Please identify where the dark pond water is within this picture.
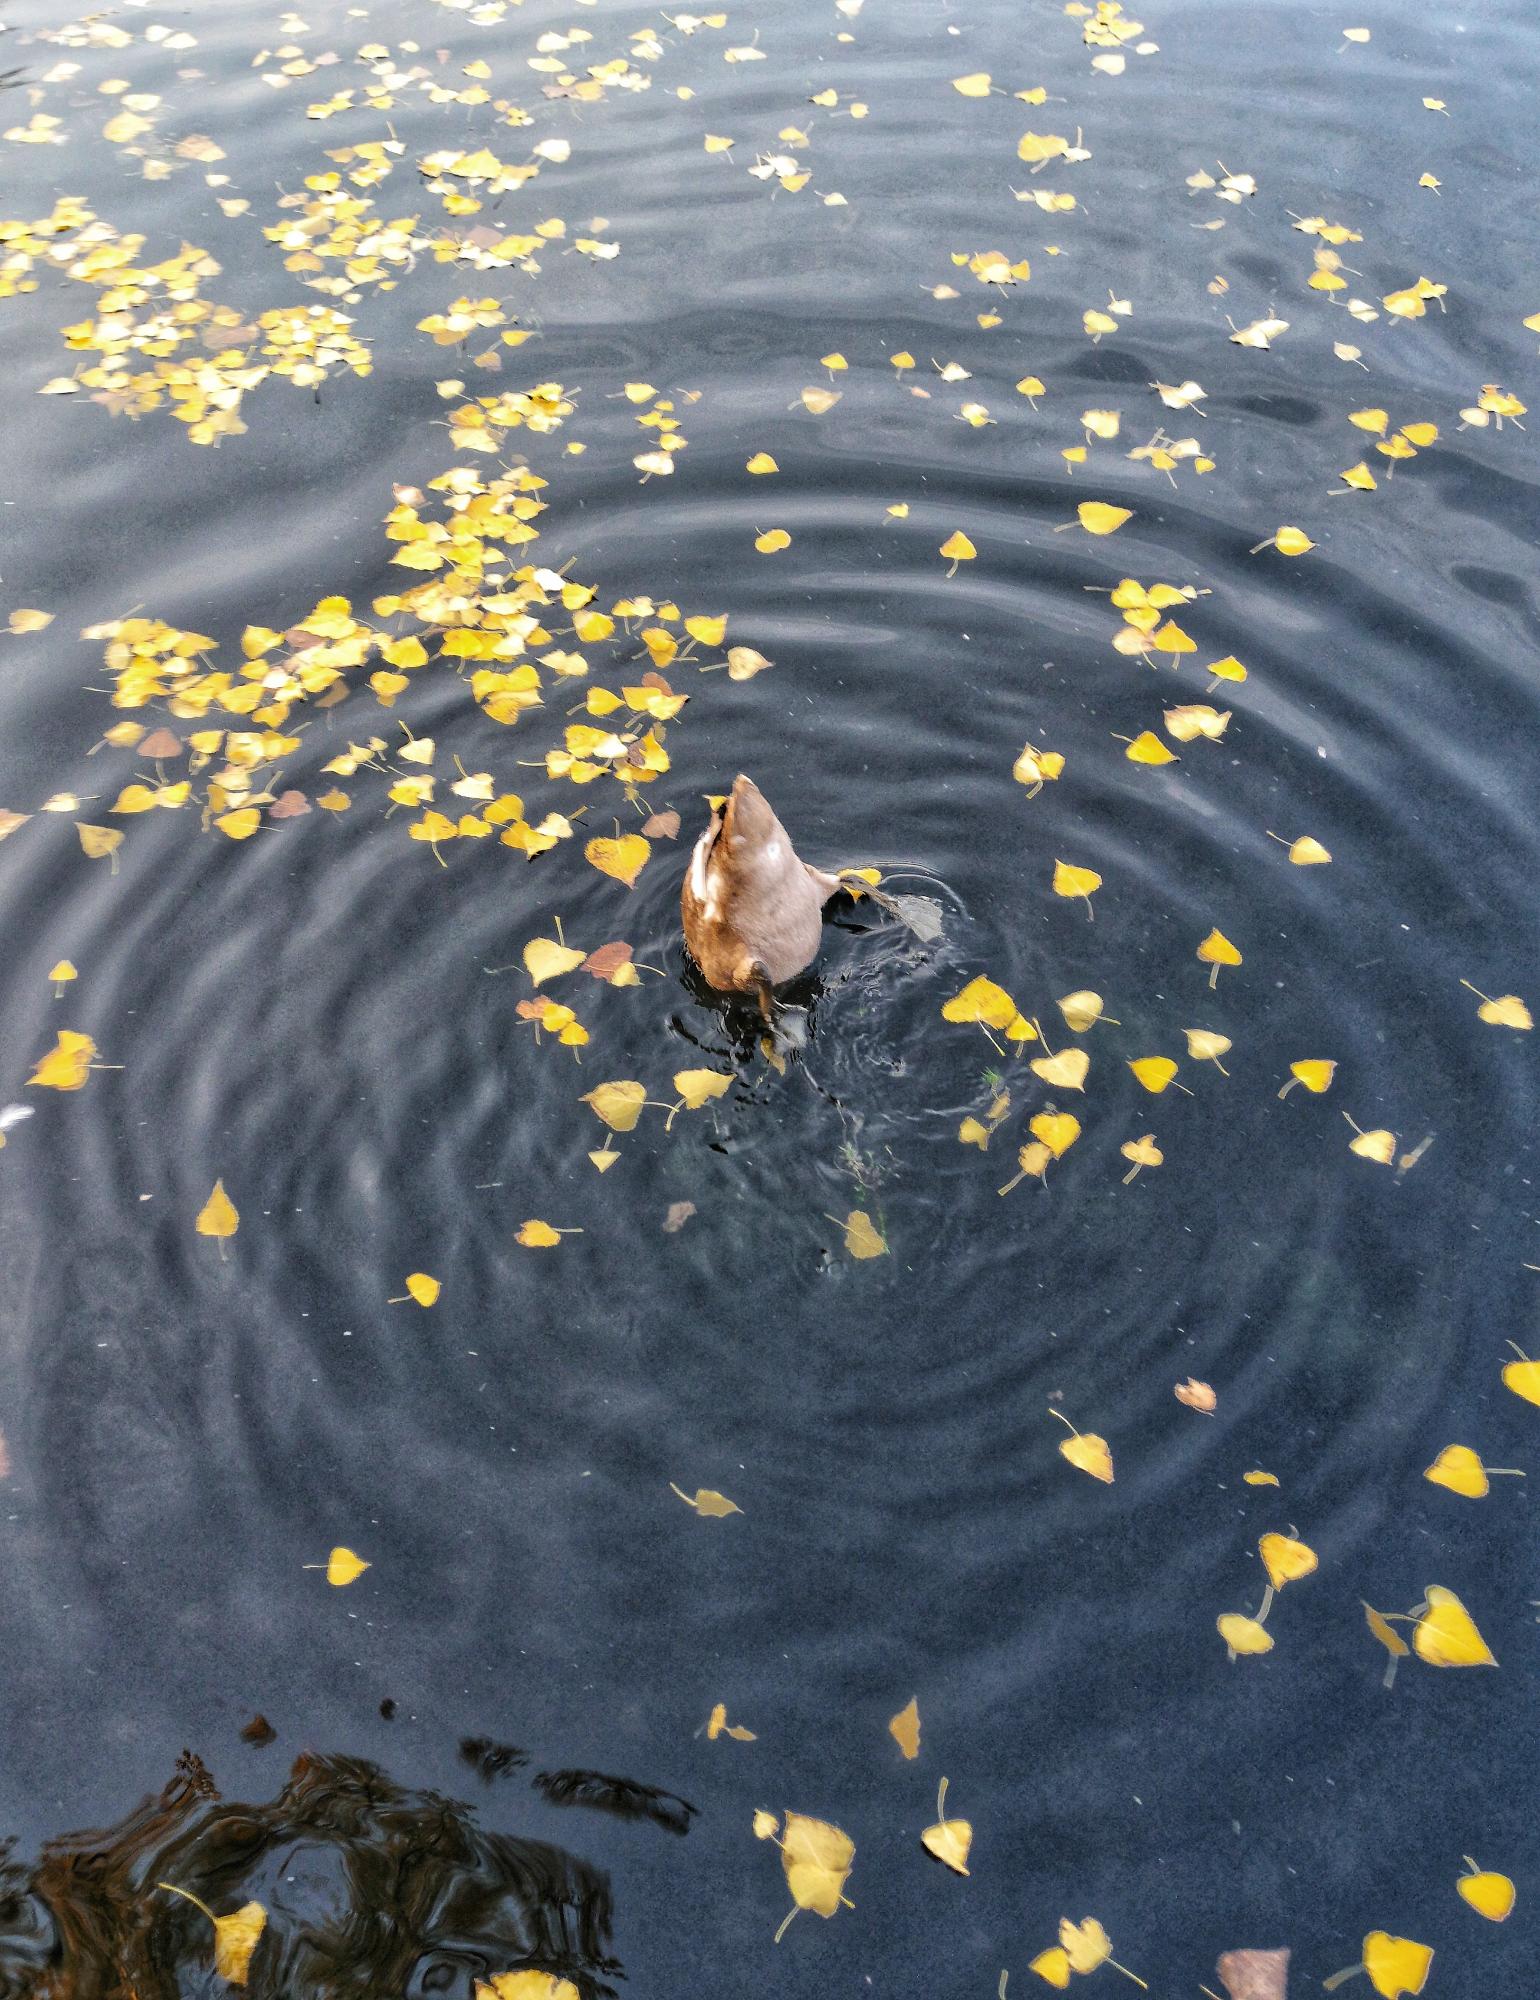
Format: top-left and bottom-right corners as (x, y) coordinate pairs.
(1, 0), (1537, 1992)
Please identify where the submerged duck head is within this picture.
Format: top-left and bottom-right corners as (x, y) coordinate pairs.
(681, 775), (842, 998)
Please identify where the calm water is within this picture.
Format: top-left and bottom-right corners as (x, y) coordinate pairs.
(1, 0), (1537, 1992)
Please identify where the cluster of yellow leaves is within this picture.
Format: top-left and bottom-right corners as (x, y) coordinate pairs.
(1029, 1915), (1145, 1989)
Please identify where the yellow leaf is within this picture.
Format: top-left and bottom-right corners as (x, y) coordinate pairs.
(1350, 407), (1390, 435)
(213, 1903), (267, 1985)
(27, 1029), (96, 1091)
(1364, 1601), (1411, 1669)
(1457, 1867), (1514, 1922)
(6, 607), (53, 634)
(1401, 421), (1439, 447)
(1282, 1058), (1336, 1096)
(1362, 1931), (1434, 1998)
(843, 1209), (888, 1259)
(1059, 1431), (1113, 1482)
(1466, 987), (1532, 1030)
(952, 71), (993, 95)
(1058, 990), (1108, 1032)
(582, 1080), (647, 1132)
(1125, 730), (1177, 765)
(888, 1697), (920, 1759)
(476, 1975), (581, 2000)
(942, 976), (1021, 1029)
(1029, 1947), (1072, 1988)
(1424, 1445), (1489, 1498)
(195, 1179), (238, 1239)
(1030, 1048), (1089, 1091)
(958, 1116), (991, 1149)
(1349, 1125), (1396, 1163)
(1059, 1918), (1113, 1975)
(215, 807), (262, 841)
(585, 834), (651, 887)
(1030, 1111), (1080, 1157)
(920, 1777), (972, 1874)
(47, 960), (78, 987)
(78, 823), (125, 863)
(755, 528), (792, 553)
(780, 1811), (854, 1918)
(1196, 928), (1241, 981)
(674, 1067), (732, 1109)
(1018, 131), (1069, 163)
(1184, 1029), (1232, 1069)
(1244, 1470), (1280, 1486)
(1163, 704), (1230, 742)
(800, 387), (841, 414)
(1077, 501), (1131, 535)
(1120, 1134), (1163, 1178)
(524, 937), (586, 984)
(1502, 1352), (1540, 1405)
(1129, 1056), (1179, 1094)
(1273, 525), (1314, 556)
(404, 1272), (440, 1307)
(939, 530), (977, 569)
(746, 452), (778, 474)
(753, 1809), (780, 1839)
(1206, 654), (1248, 684)
(1052, 859), (1102, 905)
(1413, 1585), (1496, 1668)
(1288, 836), (1331, 864)
(326, 1546), (370, 1586)
(1217, 1613), (1273, 1656)
(1259, 1532), (1318, 1589)
(671, 1484), (742, 1517)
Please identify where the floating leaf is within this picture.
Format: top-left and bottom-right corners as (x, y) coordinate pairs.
(1030, 1948), (1073, 1989)
(1077, 501), (1131, 535)
(746, 452), (779, 474)
(1184, 1029), (1232, 1073)
(326, 1546), (370, 1587)
(1059, 1920), (1114, 1976)
(1502, 1346), (1540, 1406)
(582, 1079), (647, 1131)
(940, 530), (977, 576)
(1218, 1613), (1273, 1657)
(516, 1220), (570, 1247)
(1120, 1134), (1163, 1181)
(1279, 1059), (1336, 1098)
(1052, 860), (1102, 913)
(1058, 990), (1113, 1032)
(1413, 1585), (1496, 1668)
(1174, 1378), (1217, 1412)
(1031, 1048), (1089, 1091)
(778, 1811), (854, 1924)
(1125, 730), (1177, 765)
(195, 1178), (238, 1241)
(524, 937), (586, 984)
(952, 71), (993, 95)
(404, 1272), (440, 1308)
(670, 1484), (741, 1517)
(843, 1209), (888, 1259)
(1259, 1532), (1317, 1589)
(1457, 1864), (1514, 1922)
(1129, 1056), (1180, 1094)
(78, 824), (124, 866)
(157, 1886), (267, 1988)
(1031, 1111), (1080, 1158)
(1196, 928), (1241, 986)
(1361, 1932), (1433, 1999)
(889, 1697), (920, 1759)
(755, 529), (792, 553)
(1461, 981), (1532, 1030)
(585, 834), (651, 888)
(27, 1029), (96, 1091)
(920, 1777), (972, 1875)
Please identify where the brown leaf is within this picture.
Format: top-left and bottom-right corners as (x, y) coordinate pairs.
(1217, 1948), (1290, 2000)
(138, 727), (185, 759)
(240, 1713), (277, 1746)
(641, 671), (674, 692)
(662, 1201), (696, 1234)
(514, 999), (547, 1021)
(268, 790), (311, 819)
(1174, 1377), (1217, 1412)
(641, 809), (680, 839)
(581, 941), (633, 979)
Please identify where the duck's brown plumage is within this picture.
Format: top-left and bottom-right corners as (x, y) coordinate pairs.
(681, 774), (841, 994)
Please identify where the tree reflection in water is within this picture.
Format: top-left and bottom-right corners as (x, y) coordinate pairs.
(0, 1752), (627, 1999)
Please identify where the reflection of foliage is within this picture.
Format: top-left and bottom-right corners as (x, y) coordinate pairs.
(0, 1752), (620, 2000)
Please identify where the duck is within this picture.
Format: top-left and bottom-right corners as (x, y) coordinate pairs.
(681, 775), (844, 1007)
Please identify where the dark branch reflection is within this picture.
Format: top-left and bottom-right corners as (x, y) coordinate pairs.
(0, 1752), (624, 1999)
